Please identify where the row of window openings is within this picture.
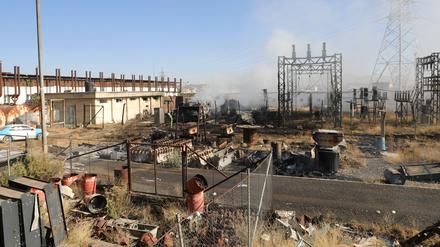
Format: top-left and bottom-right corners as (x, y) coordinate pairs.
(2, 96), (153, 104)
(102, 97), (154, 103)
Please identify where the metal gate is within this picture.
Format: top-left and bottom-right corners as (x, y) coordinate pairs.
(83, 104), (104, 128)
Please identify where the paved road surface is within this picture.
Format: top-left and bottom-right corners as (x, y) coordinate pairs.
(272, 176), (440, 226)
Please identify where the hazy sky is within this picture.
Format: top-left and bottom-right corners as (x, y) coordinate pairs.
(1, 0), (439, 102)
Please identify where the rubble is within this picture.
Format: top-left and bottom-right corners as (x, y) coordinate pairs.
(384, 162), (440, 185)
(84, 194), (107, 214)
(93, 218), (159, 246)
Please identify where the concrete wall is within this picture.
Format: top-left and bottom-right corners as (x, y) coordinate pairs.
(49, 98), (95, 126)
(1, 86), (179, 105)
(47, 94), (166, 126)
(95, 96), (162, 124)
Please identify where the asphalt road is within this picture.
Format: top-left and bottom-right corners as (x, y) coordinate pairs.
(271, 176), (440, 226)
(70, 157), (440, 227)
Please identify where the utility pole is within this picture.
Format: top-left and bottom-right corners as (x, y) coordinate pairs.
(36, 0), (48, 153)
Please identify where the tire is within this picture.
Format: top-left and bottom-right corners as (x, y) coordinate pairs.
(37, 133), (42, 140)
(3, 136), (12, 143)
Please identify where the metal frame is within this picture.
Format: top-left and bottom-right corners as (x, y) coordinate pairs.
(278, 43), (342, 127)
(50, 99), (65, 127)
(83, 104), (104, 128)
(394, 90), (412, 124)
(350, 87), (387, 123)
(394, 52), (440, 125)
(8, 177), (67, 246)
(175, 104), (207, 142)
(0, 62), (185, 94)
(414, 53), (440, 124)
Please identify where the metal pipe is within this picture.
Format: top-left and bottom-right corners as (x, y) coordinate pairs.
(131, 74), (135, 92)
(111, 73), (115, 92)
(176, 214), (184, 247)
(153, 145), (157, 195)
(127, 140), (132, 191)
(181, 145), (187, 197)
(99, 72), (104, 91)
(139, 75), (143, 92)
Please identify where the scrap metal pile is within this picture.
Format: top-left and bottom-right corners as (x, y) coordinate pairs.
(0, 177), (68, 246)
(274, 129), (344, 177)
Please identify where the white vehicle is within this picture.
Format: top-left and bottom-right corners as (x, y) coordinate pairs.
(0, 124), (47, 143)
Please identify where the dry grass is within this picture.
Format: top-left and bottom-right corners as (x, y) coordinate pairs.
(252, 225), (295, 247)
(162, 202), (186, 222)
(350, 215), (420, 242)
(340, 139), (367, 169)
(106, 184), (185, 225)
(0, 153), (64, 186)
(61, 220), (95, 247)
(309, 224), (344, 247)
(62, 198), (75, 218)
(106, 185), (132, 219)
(0, 162), (28, 186)
(343, 111), (440, 137)
(384, 140), (440, 164)
(25, 154), (64, 180)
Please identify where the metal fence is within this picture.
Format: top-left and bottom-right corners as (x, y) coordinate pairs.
(59, 138), (274, 246)
(63, 140), (127, 186)
(128, 140), (185, 198)
(0, 135), (30, 176)
(153, 153), (273, 247)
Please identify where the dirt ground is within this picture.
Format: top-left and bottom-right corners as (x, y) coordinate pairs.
(3, 115), (439, 190)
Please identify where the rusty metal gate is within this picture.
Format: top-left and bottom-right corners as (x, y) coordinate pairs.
(83, 104), (104, 128)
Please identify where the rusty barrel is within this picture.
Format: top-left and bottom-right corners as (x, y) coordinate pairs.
(186, 174), (208, 194)
(62, 173), (80, 186)
(241, 125), (260, 145)
(114, 165), (129, 185)
(186, 191), (204, 213)
(82, 173), (98, 195)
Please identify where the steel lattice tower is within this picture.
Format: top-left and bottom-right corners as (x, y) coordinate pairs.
(370, 0), (416, 90)
(278, 43), (342, 128)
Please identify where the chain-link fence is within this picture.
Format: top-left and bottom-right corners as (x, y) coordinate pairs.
(52, 136), (275, 246)
(128, 141), (185, 198)
(152, 152), (273, 247)
(0, 134), (30, 176)
(60, 138), (127, 186)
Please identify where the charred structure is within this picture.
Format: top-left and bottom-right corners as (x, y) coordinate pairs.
(277, 43), (342, 128)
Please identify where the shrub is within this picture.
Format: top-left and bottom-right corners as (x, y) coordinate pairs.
(0, 154), (63, 186)
(163, 150), (182, 168)
(106, 185), (132, 219)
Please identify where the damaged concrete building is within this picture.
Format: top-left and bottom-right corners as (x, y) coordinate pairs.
(0, 61), (194, 127)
